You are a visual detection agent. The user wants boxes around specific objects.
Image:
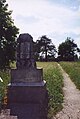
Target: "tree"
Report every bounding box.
[77,48,80,55]
[58,37,79,61]
[35,35,56,61]
[0,0,19,69]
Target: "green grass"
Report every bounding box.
[10,61,16,68]
[37,62,64,118]
[60,62,80,90]
[0,70,10,108]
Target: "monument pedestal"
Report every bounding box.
[8,81,47,104]
[7,70,48,119]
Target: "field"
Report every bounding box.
[60,62,80,90]
[37,62,64,118]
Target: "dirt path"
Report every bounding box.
[53,64,80,119]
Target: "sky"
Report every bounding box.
[7,0,80,48]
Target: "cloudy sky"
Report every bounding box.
[7,0,80,48]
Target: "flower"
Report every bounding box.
[0,77,3,82]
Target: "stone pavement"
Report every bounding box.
[0,109,17,119]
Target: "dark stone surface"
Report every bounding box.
[7,83,48,119]
[8,103,47,119]
[7,82,47,104]
[11,68,43,83]
[16,33,36,69]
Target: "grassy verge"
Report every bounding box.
[0,70,10,109]
[37,62,64,118]
[60,62,80,90]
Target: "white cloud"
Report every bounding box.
[7,0,80,46]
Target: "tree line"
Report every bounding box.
[34,36,80,62]
[0,0,80,69]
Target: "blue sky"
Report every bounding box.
[7,0,80,48]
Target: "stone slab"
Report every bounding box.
[8,80,46,86]
[7,82,48,104]
[11,68,43,83]
[8,103,47,119]
[7,82,48,119]
[0,116,17,119]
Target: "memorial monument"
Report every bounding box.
[7,33,48,119]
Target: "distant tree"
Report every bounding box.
[35,35,56,61]
[78,56,80,61]
[58,37,79,61]
[77,48,80,54]
[0,0,19,69]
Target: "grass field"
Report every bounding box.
[60,62,80,90]
[0,70,10,108]
[37,62,64,118]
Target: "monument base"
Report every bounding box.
[7,103,47,119]
[7,81,48,119]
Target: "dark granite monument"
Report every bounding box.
[7,33,48,119]
[16,34,36,69]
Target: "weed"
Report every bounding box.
[37,62,64,118]
[0,71,10,109]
